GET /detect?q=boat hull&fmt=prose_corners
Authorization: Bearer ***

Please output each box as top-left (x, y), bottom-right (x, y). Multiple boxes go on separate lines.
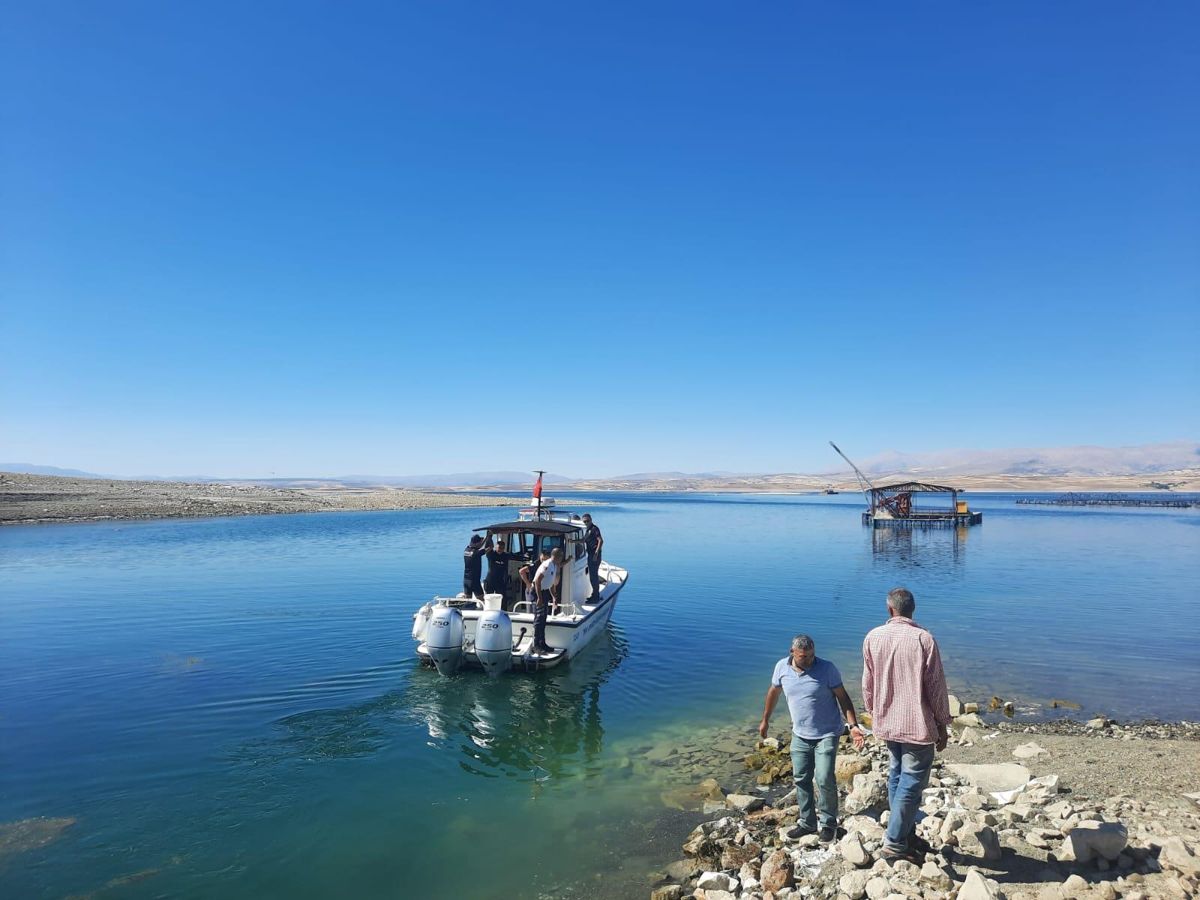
top-left (415, 564), bottom-right (628, 672)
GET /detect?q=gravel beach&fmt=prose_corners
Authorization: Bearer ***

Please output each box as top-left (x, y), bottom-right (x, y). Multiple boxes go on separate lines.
top-left (637, 712), bottom-right (1200, 900)
top-left (0, 472), bottom-right (530, 525)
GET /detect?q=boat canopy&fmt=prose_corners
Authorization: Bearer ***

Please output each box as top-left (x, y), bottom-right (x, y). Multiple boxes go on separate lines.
top-left (474, 520), bottom-right (581, 536)
top-left (871, 481), bottom-right (958, 494)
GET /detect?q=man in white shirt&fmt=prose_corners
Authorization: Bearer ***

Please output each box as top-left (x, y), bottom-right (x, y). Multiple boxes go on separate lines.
top-left (531, 548), bottom-right (562, 653)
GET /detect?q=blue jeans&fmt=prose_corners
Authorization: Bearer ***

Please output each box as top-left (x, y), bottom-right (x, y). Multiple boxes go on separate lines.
top-left (790, 733), bottom-right (839, 831)
top-left (884, 741), bottom-right (935, 851)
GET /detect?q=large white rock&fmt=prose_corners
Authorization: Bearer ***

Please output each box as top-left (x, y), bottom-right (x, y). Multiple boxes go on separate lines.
top-left (955, 823), bottom-right (1003, 861)
top-left (1061, 873), bottom-right (1089, 897)
top-left (725, 793), bottom-right (764, 812)
top-left (865, 876), bottom-right (891, 900)
top-left (958, 867), bottom-right (1004, 900)
top-left (695, 871), bottom-right (738, 892)
top-left (920, 860), bottom-right (953, 891)
top-left (1012, 742), bottom-right (1049, 759)
top-left (1159, 836), bottom-right (1200, 876)
top-left (839, 831), bottom-right (872, 867)
top-left (839, 869), bottom-right (871, 900)
top-left (1057, 820), bottom-right (1128, 863)
top-left (845, 814), bottom-right (885, 842)
top-left (845, 770), bottom-right (888, 814)
top-left (947, 763), bottom-right (1031, 795)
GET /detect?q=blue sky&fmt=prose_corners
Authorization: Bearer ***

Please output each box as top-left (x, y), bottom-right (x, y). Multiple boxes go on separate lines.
top-left (2, 2), bottom-right (1197, 477)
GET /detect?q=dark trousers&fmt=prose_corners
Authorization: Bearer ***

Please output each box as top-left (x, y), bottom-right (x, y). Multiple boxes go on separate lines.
top-left (586, 554), bottom-right (601, 601)
top-left (463, 577), bottom-right (484, 599)
top-left (533, 591), bottom-right (551, 649)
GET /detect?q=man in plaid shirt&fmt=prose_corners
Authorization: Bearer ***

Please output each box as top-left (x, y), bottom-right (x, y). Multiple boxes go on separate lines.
top-left (862, 587), bottom-right (951, 862)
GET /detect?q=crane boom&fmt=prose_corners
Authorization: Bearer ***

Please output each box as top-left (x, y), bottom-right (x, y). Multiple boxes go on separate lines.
top-left (829, 441), bottom-right (876, 500)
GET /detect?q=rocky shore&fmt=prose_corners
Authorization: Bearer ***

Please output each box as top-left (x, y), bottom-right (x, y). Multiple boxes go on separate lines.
top-left (0, 472), bottom-right (530, 525)
top-left (643, 708), bottom-right (1200, 900)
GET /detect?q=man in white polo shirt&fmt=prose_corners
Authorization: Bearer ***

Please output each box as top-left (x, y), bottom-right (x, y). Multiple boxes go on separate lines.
top-left (759, 634), bottom-right (865, 842)
top-left (531, 547), bottom-right (561, 653)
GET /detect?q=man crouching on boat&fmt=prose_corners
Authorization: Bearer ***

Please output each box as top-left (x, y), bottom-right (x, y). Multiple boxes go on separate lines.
top-left (759, 634), bottom-right (865, 843)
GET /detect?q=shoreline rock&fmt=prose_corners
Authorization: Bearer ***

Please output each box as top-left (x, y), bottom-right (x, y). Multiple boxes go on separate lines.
top-left (647, 715), bottom-right (1200, 900)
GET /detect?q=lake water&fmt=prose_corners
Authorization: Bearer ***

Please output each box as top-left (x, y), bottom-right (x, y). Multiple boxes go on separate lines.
top-left (3, 492), bottom-right (1198, 898)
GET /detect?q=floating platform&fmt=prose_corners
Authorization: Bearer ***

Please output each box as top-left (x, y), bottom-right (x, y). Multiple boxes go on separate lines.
top-left (861, 481), bottom-right (982, 529)
top-left (863, 510), bottom-right (983, 528)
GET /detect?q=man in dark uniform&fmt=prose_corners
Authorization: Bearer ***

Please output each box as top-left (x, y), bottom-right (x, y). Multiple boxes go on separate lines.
top-left (484, 535), bottom-right (511, 598)
top-left (582, 513), bottom-right (603, 603)
top-left (462, 534), bottom-right (489, 601)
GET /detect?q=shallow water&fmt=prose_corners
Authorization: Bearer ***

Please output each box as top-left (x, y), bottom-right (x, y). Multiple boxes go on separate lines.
top-left (2, 492), bottom-right (1197, 897)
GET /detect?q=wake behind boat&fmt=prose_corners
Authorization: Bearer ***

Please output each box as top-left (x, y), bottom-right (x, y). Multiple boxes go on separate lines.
top-left (410, 493), bottom-right (628, 675)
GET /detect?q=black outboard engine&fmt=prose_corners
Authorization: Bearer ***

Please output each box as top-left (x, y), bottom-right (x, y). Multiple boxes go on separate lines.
top-left (425, 605), bottom-right (464, 676)
top-left (474, 609), bottom-right (513, 677)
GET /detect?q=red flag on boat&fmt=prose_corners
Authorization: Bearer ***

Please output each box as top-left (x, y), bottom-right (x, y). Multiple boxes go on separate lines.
top-left (532, 474), bottom-right (543, 499)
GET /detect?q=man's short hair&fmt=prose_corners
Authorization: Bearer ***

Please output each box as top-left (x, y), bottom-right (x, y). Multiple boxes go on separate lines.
top-left (582, 514), bottom-right (592, 521)
top-left (791, 634), bottom-right (814, 651)
top-left (887, 587), bottom-right (916, 617)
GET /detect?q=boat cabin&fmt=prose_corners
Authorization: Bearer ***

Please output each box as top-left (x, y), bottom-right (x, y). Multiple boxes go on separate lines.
top-left (475, 517), bottom-right (591, 614)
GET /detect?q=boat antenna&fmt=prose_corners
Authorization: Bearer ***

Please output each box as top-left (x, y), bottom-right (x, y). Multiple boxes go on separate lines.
top-left (829, 441), bottom-right (876, 501)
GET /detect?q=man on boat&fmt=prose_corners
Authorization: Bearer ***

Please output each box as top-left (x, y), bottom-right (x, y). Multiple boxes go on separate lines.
top-left (582, 513), bottom-right (603, 602)
top-left (462, 535), bottom-right (489, 602)
top-left (861, 587), bottom-right (951, 864)
top-left (531, 548), bottom-right (560, 653)
top-left (759, 634), bottom-right (864, 844)
top-left (484, 536), bottom-right (511, 598)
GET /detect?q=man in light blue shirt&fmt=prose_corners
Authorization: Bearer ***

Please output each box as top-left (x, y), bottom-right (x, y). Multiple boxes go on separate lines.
top-left (759, 634), bottom-right (865, 842)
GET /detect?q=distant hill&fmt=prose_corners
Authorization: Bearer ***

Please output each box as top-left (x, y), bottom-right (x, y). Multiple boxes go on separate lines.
top-left (848, 441), bottom-right (1199, 478)
top-left (6, 442), bottom-right (1196, 488)
top-left (0, 463), bottom-right (106, 478)
top-left (333, 471), bottom-right (573, 488)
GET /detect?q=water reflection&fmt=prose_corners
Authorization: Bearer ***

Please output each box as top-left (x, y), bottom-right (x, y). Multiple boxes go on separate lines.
top-left (871, 526), bottom-right (969, 568)
top-left (403, 629), bottom-right (629, 780)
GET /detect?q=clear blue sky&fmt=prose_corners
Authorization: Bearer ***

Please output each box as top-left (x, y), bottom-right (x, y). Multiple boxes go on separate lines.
top-left (2, 2), bottom-right (1197, 477)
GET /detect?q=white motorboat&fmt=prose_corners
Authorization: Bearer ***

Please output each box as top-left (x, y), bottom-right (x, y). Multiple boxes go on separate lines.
top-left (410, 499), bottom-right (629, 675)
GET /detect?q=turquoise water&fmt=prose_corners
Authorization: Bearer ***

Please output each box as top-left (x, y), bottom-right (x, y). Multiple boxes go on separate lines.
top-left (2, 493), bottom-right (1198, 898)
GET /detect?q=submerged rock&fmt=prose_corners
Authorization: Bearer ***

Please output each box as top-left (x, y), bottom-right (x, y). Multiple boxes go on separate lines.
top-left (0, 816), bottom-right (76, 860)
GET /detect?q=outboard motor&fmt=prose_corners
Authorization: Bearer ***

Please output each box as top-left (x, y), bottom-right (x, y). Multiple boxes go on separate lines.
top-left (425, 605), bottom-right (464, 676)
top-left (412, 602), bottom-right (434, 641)
top-left (474, 609), bottom-right (513, 677)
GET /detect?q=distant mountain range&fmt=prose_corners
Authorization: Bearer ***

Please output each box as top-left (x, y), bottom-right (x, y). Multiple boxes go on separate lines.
top-left (0, 464), bottom-right (105, 478)
top-left (4, 442), bottom-right (1197, 486)
top-left (846, 441), bottom-right (1199, 478)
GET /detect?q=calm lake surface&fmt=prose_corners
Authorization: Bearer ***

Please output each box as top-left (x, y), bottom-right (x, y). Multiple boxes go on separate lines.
top-left (3, 492), bottom-right (1198, 898)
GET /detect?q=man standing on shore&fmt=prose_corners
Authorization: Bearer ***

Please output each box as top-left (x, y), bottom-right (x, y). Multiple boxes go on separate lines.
top-left (862, 587), bottom-right (951, 863)
top-left (759, 634), bottom-right (865, 843)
